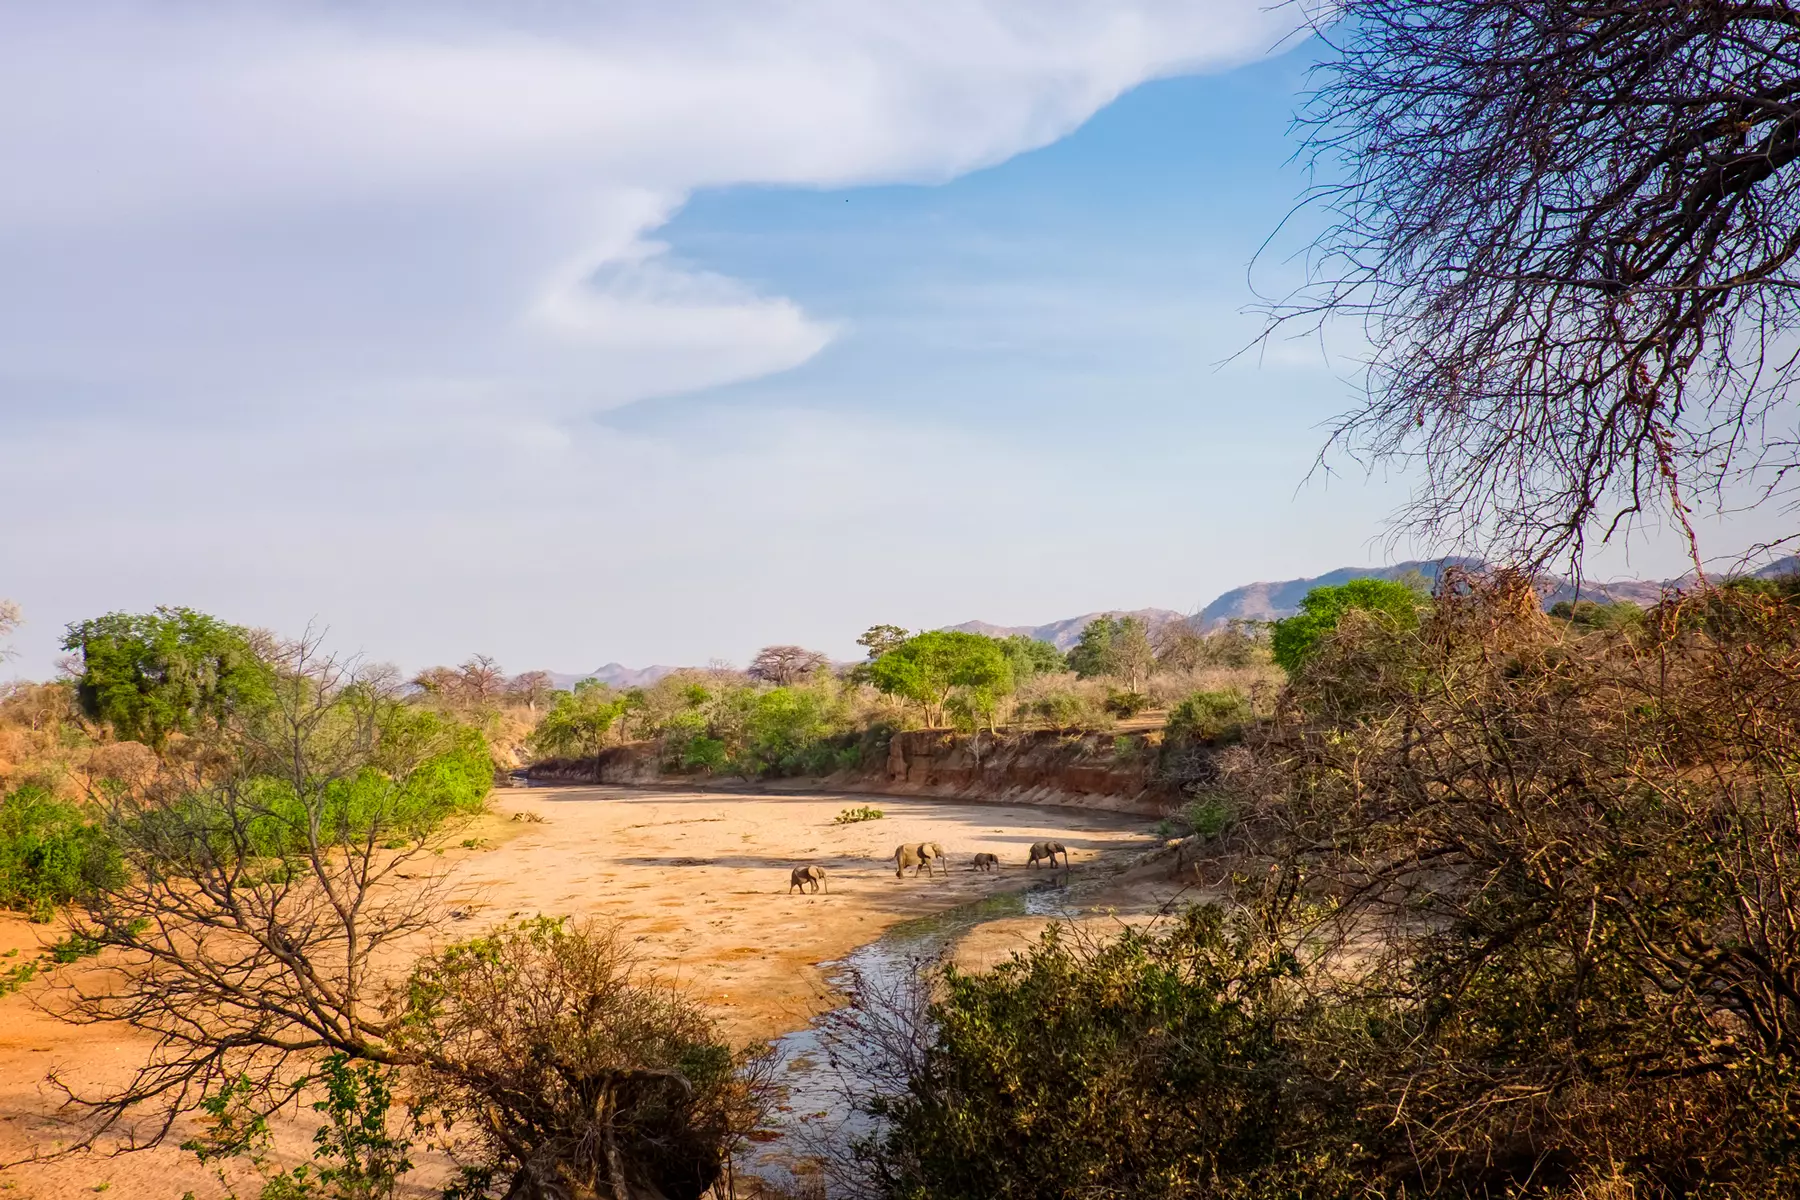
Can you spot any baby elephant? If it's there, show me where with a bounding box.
[1027,840,1069,869]
[789,865,828,894]
[971,852,999,872]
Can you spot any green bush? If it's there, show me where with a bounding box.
[0,786,121,917]
[858,906,1357,1199]
[1269,577,1426,672]
[1102,689,1151,718]
[1164,688,1253,745]
[834,805,884,825]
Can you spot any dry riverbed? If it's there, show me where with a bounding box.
[0,784,1160,1198]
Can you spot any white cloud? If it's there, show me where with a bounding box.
[0,1,1295,415]
[0,1,1313,676]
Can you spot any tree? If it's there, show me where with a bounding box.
[0,598,19,661]
[1067,616,1156,691]
[507,669,557,714]
[1269,578,1425,673]
[529,682,625,779]
[51,633,491,1154]
[997,635,1065,681]
[1272,0,1800,568]
[855,625,910,661]
[745,645,829,686]
[456,654,506,709]
[60,607,274,749]
[869,632,1012,727]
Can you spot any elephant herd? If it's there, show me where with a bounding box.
[787,840,1070,893]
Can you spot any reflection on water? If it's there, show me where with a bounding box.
[743,883,1072,1193]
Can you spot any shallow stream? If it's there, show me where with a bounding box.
[742,884,1078,1192]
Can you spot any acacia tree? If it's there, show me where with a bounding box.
[745,644,829,686]
[1067,616,1155,691]
[1274,0,1800,567]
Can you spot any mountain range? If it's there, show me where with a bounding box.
[547,555,1800,683]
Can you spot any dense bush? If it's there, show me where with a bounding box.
[857,907,1358,1200]
[1163,688,1252,745]
[1101,689,1150,718]
[1268,577,1425,672]
[400,918,771,1200]
[0,785,120,917]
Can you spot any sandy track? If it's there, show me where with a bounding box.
[0,785,1155,1198]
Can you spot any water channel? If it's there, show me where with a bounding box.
[741,883,1079,1193]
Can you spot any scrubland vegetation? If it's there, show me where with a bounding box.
[13,0,1800,1194]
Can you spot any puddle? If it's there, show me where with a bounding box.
[742,883,1073,1191]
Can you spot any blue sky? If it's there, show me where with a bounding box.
[0,3,1754,678]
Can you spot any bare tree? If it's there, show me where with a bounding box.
[507,669,556,714]
[1269,0,1800,570]
[746,644,829,686]
[457,654,506,708]
[41,633,472,1153]
[0,598,19,661]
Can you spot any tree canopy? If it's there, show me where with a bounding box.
[1275,0,1800,568]
[1067,615,1155,691]
[869,631,1011,727]
[60,607,274,748]
[996,634,1065,681]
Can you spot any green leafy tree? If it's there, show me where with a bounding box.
[856,625,911,660]
[1067,615,1155,690]
[527,682,624,778]
[61,607,274,748]
[1269,578,1426,673]
[997,635,1065,681]
[869,632,1012,727]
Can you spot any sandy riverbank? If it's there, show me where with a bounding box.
[0,784,1158,1198]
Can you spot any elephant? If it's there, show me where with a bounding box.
[1027,840,1069,869]
[971,852,999,872]
[920,841,948,876]
[894,843,928,878]
[789,865,828,893]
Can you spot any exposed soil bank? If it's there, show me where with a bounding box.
[527,728,1178,817]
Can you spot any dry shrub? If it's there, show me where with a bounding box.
[1147,664,1283,711]
[1245,568,1800,1197]
[401,917,773,1200]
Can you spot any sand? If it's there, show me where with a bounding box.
[0,784,1157,1198]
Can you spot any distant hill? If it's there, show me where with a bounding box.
[533,555,1800,686]
[544,663,678,691]
[945,608,1190,650]
[1197,558,1483,625]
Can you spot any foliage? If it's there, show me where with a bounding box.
[746,644,830,685]
[399,917,772,1200]
[869,631,1012,727]
[1101,689,1150,718]
[0,784,120,918]
[1017,689,1110,733]
[1163,689,1253,746]
[856,625,911,660]
[1155,619,1269,672]
[857,907,1357,1200]
[1067,615,1156,690]
[1245,570,1800,1196]
[527,682,624,770]
[834,805,884,825]
[732,685,854,776]
[1268,577,1424,672]
[996,635,1066,681]
[61,607,275,748]
[184,1054,413,1200]
[60,637,492,1155]
[1547,598,1645,631]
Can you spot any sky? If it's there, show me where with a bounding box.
[0,2,1775,679]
